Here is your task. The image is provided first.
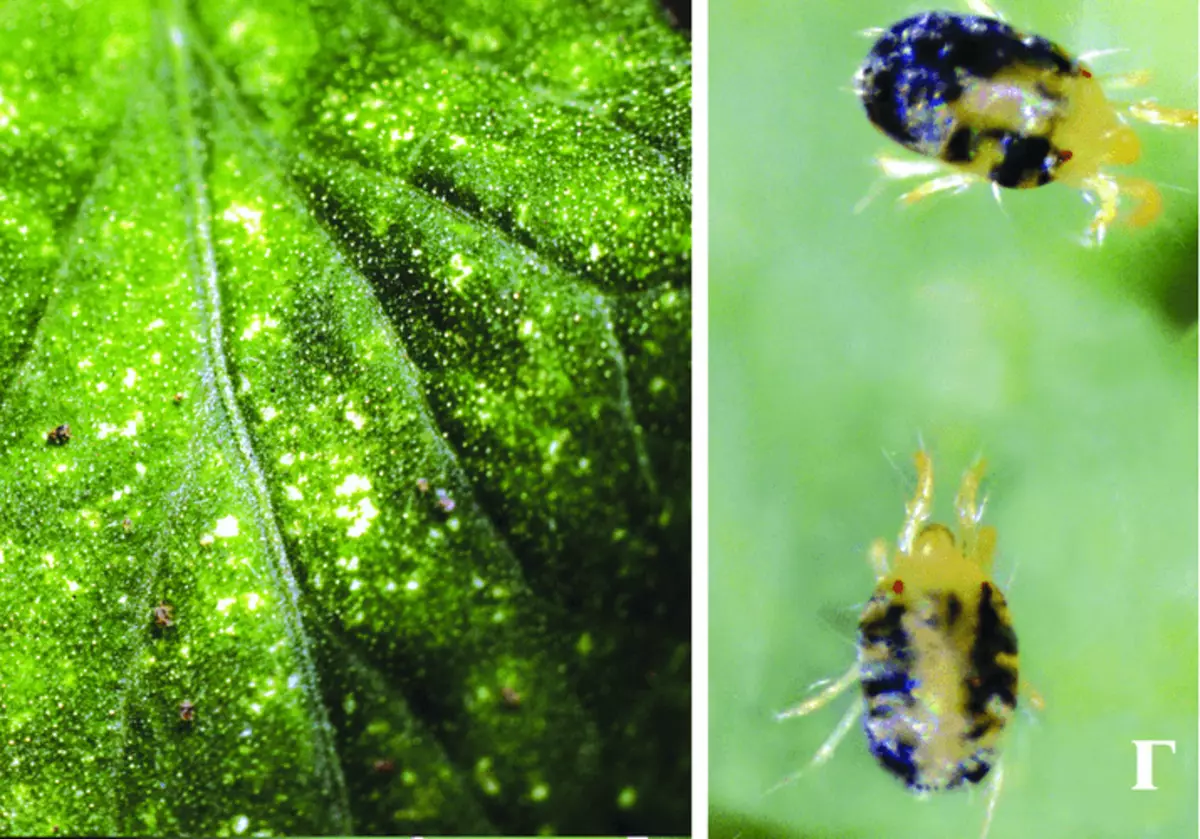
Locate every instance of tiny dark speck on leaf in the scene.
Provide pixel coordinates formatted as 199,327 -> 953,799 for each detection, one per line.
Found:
178,700 -> 195,723
153,601 -> 174,629
45,424 -> 70,446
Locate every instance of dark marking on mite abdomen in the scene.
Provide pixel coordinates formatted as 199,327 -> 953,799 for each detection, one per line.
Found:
966,716 -> 997,742
967,581 -> 1019,715
945,592 -> 963,626
859,599 -> 908,651
962,759 -> 992,784
862,669 -> 912,698
871,735 -> 920,788
986,131 -> 1055,188
943,127 -> 975,163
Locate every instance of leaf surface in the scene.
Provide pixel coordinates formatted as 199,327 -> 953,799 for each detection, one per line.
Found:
0,0 -> 691,834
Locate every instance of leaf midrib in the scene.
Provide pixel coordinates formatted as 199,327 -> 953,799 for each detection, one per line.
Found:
164,5 -> 353,830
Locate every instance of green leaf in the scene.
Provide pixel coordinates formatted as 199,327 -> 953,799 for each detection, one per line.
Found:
712,1 -> 1196,837
0,0 -> 690,834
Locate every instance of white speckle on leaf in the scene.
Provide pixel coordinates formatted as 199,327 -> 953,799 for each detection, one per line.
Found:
335,474 -> 372,496
225,204 -> 264,238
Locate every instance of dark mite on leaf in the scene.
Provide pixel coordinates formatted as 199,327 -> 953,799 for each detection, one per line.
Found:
179,700 -> 195,723
854,5 -> 1199,244
46,424 -> 71,446
173,393 -> 184,405
153,601 -> 174,629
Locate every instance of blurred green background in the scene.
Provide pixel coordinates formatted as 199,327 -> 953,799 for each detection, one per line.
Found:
710,1 -> 1198,837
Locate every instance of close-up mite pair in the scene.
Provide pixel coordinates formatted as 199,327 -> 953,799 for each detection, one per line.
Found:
768,3 -> 1195,838
712,0 -> 1196,838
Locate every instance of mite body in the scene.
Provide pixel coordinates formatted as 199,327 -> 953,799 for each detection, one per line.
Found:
778,452 -> 1026,837
858,525 -> 1017,792
855,3 -> 1197,243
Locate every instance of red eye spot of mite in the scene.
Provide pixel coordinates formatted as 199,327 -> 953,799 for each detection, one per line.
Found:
892,580 -> 904,595
1059,150 -> 1074,163
1080,68 -> 1092,78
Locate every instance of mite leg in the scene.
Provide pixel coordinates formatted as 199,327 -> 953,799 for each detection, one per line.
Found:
1081,174 -> 1121,246
1022,681 -> 1047,713
898,450 -> 934,555
955,458 -> 992,563
806,699 -> 863,770
869,538 -> 890,582
966,0 -> 1005,21
1095,68 -> 1151,91
980,759 -> 1005,839
954,458 -> 988,528
1121,178 -> 1164,228
776,661 -> 859,720
1127,101 -> 1199,128
853,155 -> 948,214
766,699 -> 864,796
1096,177 -> 1163,231
897,172 -> 978,207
